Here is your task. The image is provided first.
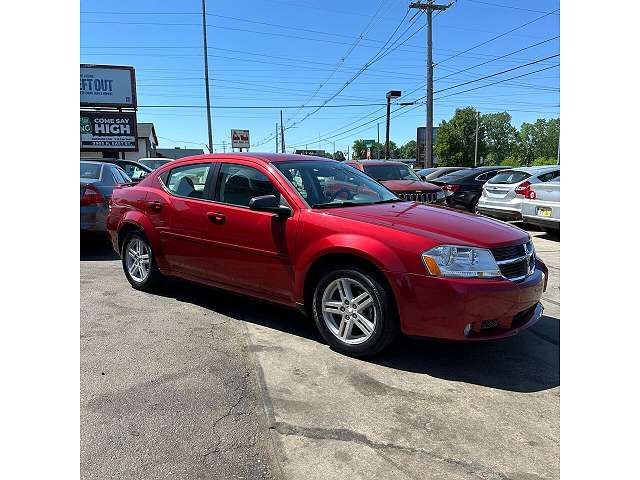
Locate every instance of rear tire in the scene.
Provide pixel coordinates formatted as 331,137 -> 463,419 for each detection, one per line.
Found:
121,231 -> 162,292
312,267 -> 398,357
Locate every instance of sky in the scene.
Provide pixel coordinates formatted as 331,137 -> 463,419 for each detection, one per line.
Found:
80,0 -> 560,155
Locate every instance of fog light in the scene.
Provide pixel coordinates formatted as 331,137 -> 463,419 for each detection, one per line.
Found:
463,323 -> 472,336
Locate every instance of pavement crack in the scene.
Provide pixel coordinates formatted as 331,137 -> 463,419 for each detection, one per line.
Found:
270,421 -> 511,479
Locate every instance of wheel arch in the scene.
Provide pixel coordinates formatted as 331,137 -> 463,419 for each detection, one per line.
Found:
300,250 -> 399,320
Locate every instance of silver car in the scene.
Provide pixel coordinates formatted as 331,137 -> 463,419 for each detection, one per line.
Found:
521,177 -> 560,232
476,166 -> 560,221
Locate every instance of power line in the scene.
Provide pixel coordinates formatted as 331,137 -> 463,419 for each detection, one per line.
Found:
465,0 -> 560,15
434,53 -> 559,94
283,0 -> 393,130
288,61 -> 560,148
434,64 -> 559,100
434,35 -> 559,82
435,7 -> 560,66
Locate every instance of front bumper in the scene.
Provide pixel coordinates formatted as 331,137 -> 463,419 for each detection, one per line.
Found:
390,265 -> 546,340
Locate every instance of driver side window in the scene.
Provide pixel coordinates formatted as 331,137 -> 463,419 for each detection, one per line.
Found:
215,163 -> 281,207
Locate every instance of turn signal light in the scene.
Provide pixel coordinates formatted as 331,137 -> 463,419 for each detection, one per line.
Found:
515,181 -> 535,199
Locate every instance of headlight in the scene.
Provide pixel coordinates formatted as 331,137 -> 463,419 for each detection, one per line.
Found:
422,245 -> 502,278
436,190 -> 445,200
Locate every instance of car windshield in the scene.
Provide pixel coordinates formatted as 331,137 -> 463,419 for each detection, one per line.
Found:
362,163 -> 420,181
80,162 -> 101,180
488,170 -> 531,185
276,160 -> 398,208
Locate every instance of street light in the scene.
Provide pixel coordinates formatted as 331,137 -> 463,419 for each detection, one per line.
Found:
385,90 -> 401,160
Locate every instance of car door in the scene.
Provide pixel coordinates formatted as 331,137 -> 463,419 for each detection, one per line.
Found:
148,162 -> 218,278
202,160 -> 297,301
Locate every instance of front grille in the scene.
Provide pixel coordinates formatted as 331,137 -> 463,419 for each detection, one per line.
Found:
491,240 -> 535,281
398,191 -> 438,203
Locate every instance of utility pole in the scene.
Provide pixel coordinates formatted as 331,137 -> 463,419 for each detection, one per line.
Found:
474,110 -> 480,167
280,110 -> 285,153
557,129 -> 560,165
275,123 -> 279,153
222,140 -> 226,153
409,1 -> 451,168
201,0 -> 213,155
347,145 -> 350,161
377,122 -> 380,159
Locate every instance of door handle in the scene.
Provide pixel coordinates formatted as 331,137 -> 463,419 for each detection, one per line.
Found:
148,201 -> 162,212
207,212 -> 226,225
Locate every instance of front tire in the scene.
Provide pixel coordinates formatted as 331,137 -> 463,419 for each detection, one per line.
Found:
121,232 -> 162,292
312,267 -> 398,357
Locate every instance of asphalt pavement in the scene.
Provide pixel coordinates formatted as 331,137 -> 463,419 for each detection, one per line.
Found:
80,225 -> 559,479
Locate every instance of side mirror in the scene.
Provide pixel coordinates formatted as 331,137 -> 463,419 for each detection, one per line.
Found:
249,195 -> 291,217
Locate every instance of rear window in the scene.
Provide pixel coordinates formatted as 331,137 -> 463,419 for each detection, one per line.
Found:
363,164 -> 419,181
488,170 -> 531,184
80,162 -> 101,179
436,169 -> 471,183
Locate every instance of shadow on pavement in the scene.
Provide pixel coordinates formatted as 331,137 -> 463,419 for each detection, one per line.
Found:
515,222 -> 560,242
150,279 -> 559,393
80,232 -> 120,261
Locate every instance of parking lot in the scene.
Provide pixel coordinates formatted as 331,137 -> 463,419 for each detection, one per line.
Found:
81,225 -> 559,480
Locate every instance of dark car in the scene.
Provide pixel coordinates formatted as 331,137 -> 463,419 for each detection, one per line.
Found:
81,161 -> 133,232
107,153 -> 547,357
416,166 -> 469,181
430,166 -> 509,212
347,160 -> 445,204
88,158 -> 152,181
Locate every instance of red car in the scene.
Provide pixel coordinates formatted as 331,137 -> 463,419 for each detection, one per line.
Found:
107,154 -> 547,357
346,159 -> 445,204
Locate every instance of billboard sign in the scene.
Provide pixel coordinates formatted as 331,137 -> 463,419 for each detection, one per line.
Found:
231,129 -> 250,149
80,111 -> 138,151
416,126 -> 440,163
80,64 -> 137,108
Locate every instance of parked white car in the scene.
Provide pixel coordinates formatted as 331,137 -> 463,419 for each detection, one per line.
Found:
521,177 -> 560,232
476,166 -> 560,221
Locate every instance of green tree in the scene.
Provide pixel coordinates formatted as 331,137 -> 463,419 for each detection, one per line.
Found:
333,150 -> 346,161
434,107 -> 486,167
481,112 -> 517,165
352,139 -> 397,159
399,140 -> 417,159
517,118 -> 559,166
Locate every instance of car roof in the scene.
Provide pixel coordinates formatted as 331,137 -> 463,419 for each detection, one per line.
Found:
80,160 -> 106,166
347,159 -> 407,166
164,152 -> 339,167
499,166 -> 559,174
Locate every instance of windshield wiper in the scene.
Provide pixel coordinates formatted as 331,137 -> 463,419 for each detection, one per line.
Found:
372,198 -> 403,204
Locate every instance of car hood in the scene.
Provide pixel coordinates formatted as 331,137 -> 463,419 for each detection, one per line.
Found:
325,202 -> 529,248
379,179 -> 441,192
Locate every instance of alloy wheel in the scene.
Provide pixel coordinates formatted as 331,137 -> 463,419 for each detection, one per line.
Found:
320,277 -> 377,345
125,237 -> 151,283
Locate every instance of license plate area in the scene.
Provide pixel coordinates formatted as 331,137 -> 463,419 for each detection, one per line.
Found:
537,207 -> 552,217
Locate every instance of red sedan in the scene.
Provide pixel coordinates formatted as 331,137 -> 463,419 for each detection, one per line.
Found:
107,154 -> 547,357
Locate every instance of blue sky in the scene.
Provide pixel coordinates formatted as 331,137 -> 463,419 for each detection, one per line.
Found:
80,0 -> 559,154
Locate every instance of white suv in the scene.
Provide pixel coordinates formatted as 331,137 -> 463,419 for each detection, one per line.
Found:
476,166 -> 559,221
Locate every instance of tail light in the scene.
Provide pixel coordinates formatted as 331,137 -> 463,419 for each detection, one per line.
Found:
442,184 -> 460,193
514,181 -> 535,199
81,184 -> 104,206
